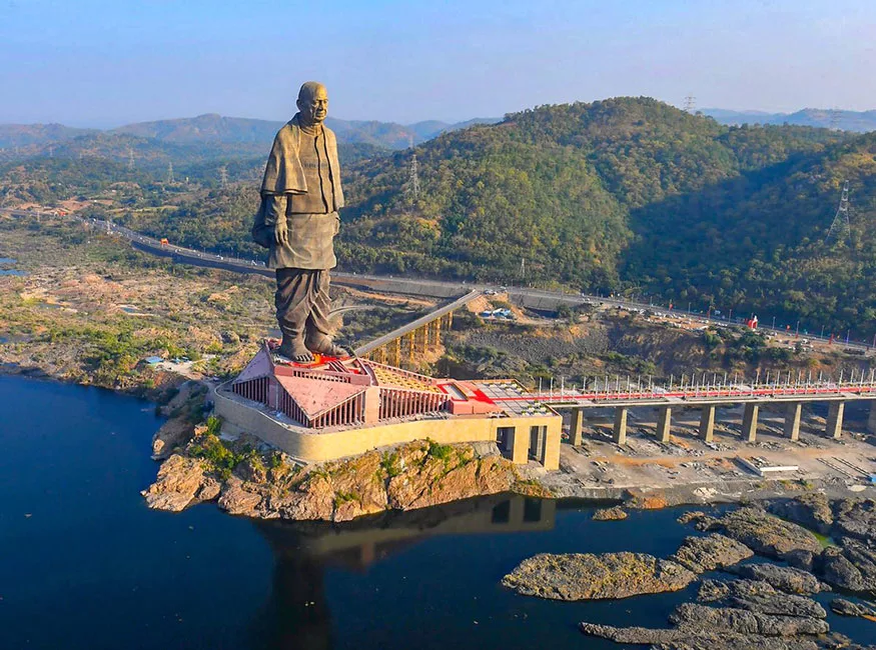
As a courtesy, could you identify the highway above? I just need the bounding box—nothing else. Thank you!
[2,206,873,353]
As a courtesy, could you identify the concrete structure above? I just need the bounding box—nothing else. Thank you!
[784,402,802,441]
[355,290,478,366]
[742,403,760,443]
[699,405,716,442]
[216,341,562,469]
[613,407,628,445]
[827,402,845,440]
[656,407,672,443]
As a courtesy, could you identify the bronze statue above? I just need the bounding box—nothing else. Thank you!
[253,82,348,363]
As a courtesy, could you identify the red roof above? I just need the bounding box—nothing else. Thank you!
[275,374,367,419]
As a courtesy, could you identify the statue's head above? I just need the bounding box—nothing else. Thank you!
[297,82,328,125]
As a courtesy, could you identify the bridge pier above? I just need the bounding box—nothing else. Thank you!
[827,401,845,440]
[742,403,760,443]
[613,407,628,445]
[656,406,672,443]
[699,405,716,443]
[784,402,802,441]
[868,401,876,434]
[568,408,584,446]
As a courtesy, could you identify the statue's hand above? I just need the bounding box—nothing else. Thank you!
[274,220,289,246]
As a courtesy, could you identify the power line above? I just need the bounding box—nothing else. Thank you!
[683,94,696,113]
[406,137,420,203]
[826,180,852,246]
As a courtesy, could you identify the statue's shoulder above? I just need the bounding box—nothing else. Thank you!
[273,119,298,144]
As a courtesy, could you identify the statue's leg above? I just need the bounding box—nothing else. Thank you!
[305,270,350,357]
[275,268,315,363]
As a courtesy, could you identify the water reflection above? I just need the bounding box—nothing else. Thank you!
[250,495,557,650]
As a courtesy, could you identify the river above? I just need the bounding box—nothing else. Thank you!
[1,375,874,649]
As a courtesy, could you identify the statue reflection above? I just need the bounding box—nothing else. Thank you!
[248,494,556,650]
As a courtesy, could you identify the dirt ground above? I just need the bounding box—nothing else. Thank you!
[539,401,876,502]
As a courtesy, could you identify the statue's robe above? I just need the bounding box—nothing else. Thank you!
[253,114,345,348]
[255,113,344,270]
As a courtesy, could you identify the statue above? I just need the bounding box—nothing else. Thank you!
[252,82,349,363]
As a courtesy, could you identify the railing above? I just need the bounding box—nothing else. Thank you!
[491,377,876,405]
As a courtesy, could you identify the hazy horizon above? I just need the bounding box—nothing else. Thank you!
[2,0,875,128]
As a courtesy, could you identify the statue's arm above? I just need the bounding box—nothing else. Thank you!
[263,193,289,245]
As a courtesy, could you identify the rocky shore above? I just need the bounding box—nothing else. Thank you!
[143,423,549,522]
[502,495,876,649]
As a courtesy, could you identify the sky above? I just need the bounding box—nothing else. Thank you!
[1,0,875,127]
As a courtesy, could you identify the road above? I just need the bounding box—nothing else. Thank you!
[2,206,872,353]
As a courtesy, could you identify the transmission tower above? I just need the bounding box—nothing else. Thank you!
[406,139,420,203]
[520,257,526,280]
[683,94,696,113]
[828,107,841,131]
[219,165,229,189]
[826,180,852,246]
[127,147,135,170]
[166,161,174,184]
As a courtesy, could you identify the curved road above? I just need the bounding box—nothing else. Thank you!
[3,207,872,353]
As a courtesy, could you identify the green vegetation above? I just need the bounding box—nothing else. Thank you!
[380,450,402,478]
[6,97,876,337]
[426,438,455,463]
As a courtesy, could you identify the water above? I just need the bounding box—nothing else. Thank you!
[1,376,874,650]
[0,257,27,275]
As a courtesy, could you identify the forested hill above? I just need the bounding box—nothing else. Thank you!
[339,97,874,334]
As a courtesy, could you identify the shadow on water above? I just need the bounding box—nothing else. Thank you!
[247,494,558,650]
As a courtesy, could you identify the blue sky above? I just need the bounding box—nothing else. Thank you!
[1,0,874,127]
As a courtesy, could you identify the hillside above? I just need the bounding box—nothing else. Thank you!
[704,108,876,133]
[0,123,99,148]
[3,97,874,336]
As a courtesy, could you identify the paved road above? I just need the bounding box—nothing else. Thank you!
[3,207,872,353]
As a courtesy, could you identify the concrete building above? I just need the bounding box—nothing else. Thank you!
[215,341,562,469]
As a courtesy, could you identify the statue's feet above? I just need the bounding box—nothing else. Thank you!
[276,338,314,364]
[306,335,353,359]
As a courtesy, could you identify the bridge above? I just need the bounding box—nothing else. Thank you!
[503,375,876,447]
[354,289,480,364]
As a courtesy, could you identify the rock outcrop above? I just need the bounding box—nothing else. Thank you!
[670,533,753,573]
[830,598,876,620]
[669,603,829,637]
[767,494,834,535]
[726,564,828,595]
[816,537,876,592]
[833,499,876,542]
[141,454,220,511]
[579,622,820,650]
[145,434,536,522]
[699,506,823,562]
[501,552,696,601]
[696,579,827,619]
[592,506,628,521]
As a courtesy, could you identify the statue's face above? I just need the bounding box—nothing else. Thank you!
[298,85,329,125]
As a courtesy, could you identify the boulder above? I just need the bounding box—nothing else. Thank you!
[670,534,754,573]
[501,551,696,601]
[592,506,628,521]
[727,564,827,595]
